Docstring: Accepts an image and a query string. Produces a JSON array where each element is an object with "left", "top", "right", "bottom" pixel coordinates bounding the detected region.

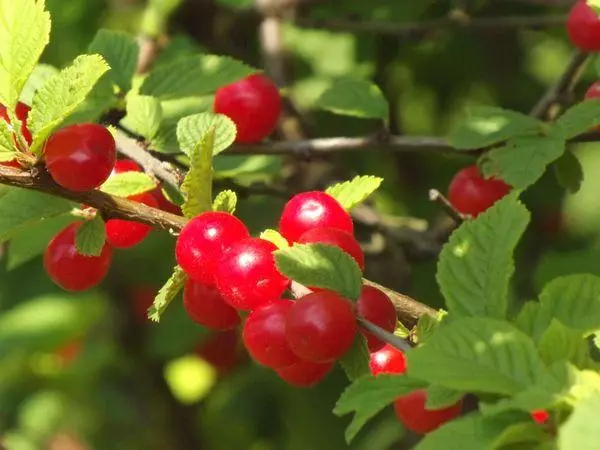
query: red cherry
[
  {"left": 1, "top": 159, "right": 23, "bottom": 169},
  {"left": 279, "top": 191, "right": 353, "bottom": 243},
  {"left": 176, "top": 212, "right": 250, "bottom": 285},
  {"left": 195, "top": 330, "right": 246, "bottom": 376},
  {"left": 215, "top": 238, "right": 289, "bottom": 311},
  {"left": 531, "top": 409, "right": 550, "bottom": 425},
  {"left": 275, "top": 360, "right": 334, "bottom": 388},
  {"left": 298, "top": 227, "right": 364, "bottom": 270},
  {"left": 0, "top": 101, "right": 32, "bottom": 146},
  {"left": 242, "top": 300, "right": 299, "bottom": 369},
  {"left": 113, "top": 159, "right": 142, "bottom": 174},
  {"left": 356, "top": 286, "right": 397, "bottom": 351},
  {"left": 214, "top": 74, "right": 281, "bottom": 144},
  {"left": 44, "top": 223, "right": 113, "bottom": 292},
  {"left": 447, "top": 165, "right": 510, "bottom": 217},
  {"left": 586, "top": 80, "right": 600, "bottom": 100},
  {"left": 183, "top": 279, "right": 241, "bottom": 330},
  {"left": 369, "top": 344, "right": 407, "bottom": 376},
  {"left": 105, "top": 192, "right": 157, "bottom": 248},
  {"left": 394, "top": 390, "right": 463, "bottom": 435},
  {"left": 567, "top": 1, "right": 600, "bottom": 52},
  {"left": 285, "top": 291, "right": 357, "bottom": 362},
  {"left": 44, "top": 123, "right": 116, "bottom": 192},
  {"left": 131, "top": 286, "right": 155, "bottom": 323}
]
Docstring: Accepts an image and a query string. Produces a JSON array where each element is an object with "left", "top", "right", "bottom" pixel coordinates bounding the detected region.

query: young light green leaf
[
  {"left": 140, "top": 54, "right": 256, "bottom": 100},
  {"left": 325, "top": 175, "right": 383, "bottom": 210},
  {"left": 20, "top": 64, "right": 59, "bottom": 105},
  {"left": 28, "top": 54, "right": 110, "bottom": 153},
  {"left": 425, "top": 385, "right": 464, "bottom": 410},
  {"left": 62, "top": 72, "right": 117, "bottom": 126},
  {"left": 0, "top": 120, "right": 17, "bottom": 161},
  {"left": 449, "top": 106, "right": 541, "bottom": 150},
  {"left": 259, "top": 229, "right": 289, "bottom": 249},
  {"left": 481, "top": 135, "right": 566, "bottom": 189},
  {"left": 558, "top": 392, "right": 600, "bottom": 450},
  {"left": 0, "top": 0, "right": 51, "bottom": 109},
  {"left": 180, "top": 127, "right": 215, "bottom": 218},
  {"left": 407, "top": 317, "right": 545, "bottom": 396},
  {"left": 75, "top": 216, "right": 106, "bottom": 257},
  {"left": 100, "top": 172, "right": 157, "bottom": 197},
  {"left": 554, "top": 151, "right": 584, "bottom": 194},
  {"left": 537, "top": 319, "right": 592, "bottom": 368},
  {"left": 274, "top": 243, "right": 362, "bottom": 300},
  {"left": 414, "top": 310, "right": 446, "bottom": 344},
  {"left": 339, "top": 334, "right": 370, "bottom": 381},
  {"left": 148, "top": 266, "right": 187, "bottom": 322},
  {"left": 176, "top": 112, "right": 236, "bottom": 157},
  {"left": 88, "top": 29, "right": 139, "bottom": 93},
  {"left": 334, "top": 374, "right": 427, "bottom": 443},
  {"left": 212, "top": 190, "right": 237, "bottom": 214},
  {"left": 437, "top": 193, "right": 530, "bottom": 319},
  {"left": 121, "top": 95, "right": 163, "bottom": 140},
  {"left": 554, "top": 99, "right": 600, "bottom": 139},
  {"left": 314, "top": 78, "right": 389, "bottom": 120}
]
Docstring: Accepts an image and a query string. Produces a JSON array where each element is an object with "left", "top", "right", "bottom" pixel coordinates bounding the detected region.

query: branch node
[{"left": 429, "top": 189, "right": 468, "bottom": 224}]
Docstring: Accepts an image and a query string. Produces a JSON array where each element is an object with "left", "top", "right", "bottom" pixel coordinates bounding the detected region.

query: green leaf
[
  {"left": 176, "top": 112, "right": 236, "bottom": 157},
  {"left": 425, "top": 385, "right": 464, "bottom": 410},
  {"left": 415, "top": 311, "right": 446, "bottom": 344},
  {"left": 407, "top": 317, "right": 545, "bottom": 396},
  {"left": 0, "top": 120, "right": 17, "bottom": 161},
  {"left": 554, "top": 99, "right": 600, "bottom": 139},
  {"left": 28, "top": 54, "right": 110, "bottom": 153},
  {"left": 554, "top": 151, "right": 584, "bottom": 194},
  {"left": 449, "top": 106, "right": 542, "bottom": 150},
  {"left": 339, "top": 334, "right": 370, "bottom": 381},
  {"left": 537, "top": 319, "right": 592, "bottom": 368},
  {"left": 481, "top": 135, "right": 565, "bottom": 189},
  {"left": 75, "top": 216, "right": 106, "bottom": 257},
  {"left": 325, "top": 175, "right": 383, "bottom": 210},
  {"left": 100, "top": 171, "right": 157, "bottom": 197},
  {"left": 212, "top": 190, "right": 237, "bottom": 214},
  {"left": 558, "top": 392, "right": 600, "bottom": 450},
  {"left": 0, "top": 0, "right": 51, "bottom": 109},
  {"left": 314, "top": 78, "right": 389, "bottom": 120},
  {"left": 88, "top": 29, "right": 139, "bottom": 93},
  {"left": 513, "top": 302, "right": 551, "bottom": 342},
  {"left": 140, "top": 55, "right": 255, "bottom": 100},
  {"left": 62, "top": 72, "right": 116, "bottom": 126},
  {"left": 121, "top": 95, "right": 163, "bottom": 139},
  {"left": 20, "top": 64, "right": 58, "bottom": 105},
  {"left": 259, "top": 229, "right": 289, "bottom": 249},
  {"left": 334, "top": 374, "right": 427, "bottom": 443},
  {"left": 180, "top": 127, "right": 215, "bottom": 218},
  {"left": 274, "top": 243, "right": 362, "bottom": 300},
  {"left": 437, "top": 193, "right": 530, "bottom": 319},
  {"left": 148, "top": 266, "right": 187, "bottom": 322}
]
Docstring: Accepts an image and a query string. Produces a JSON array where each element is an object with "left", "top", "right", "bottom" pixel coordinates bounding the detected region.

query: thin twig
[
  {"left": 358, "top": 318, "right": 413, "bottom": 353},
  {"left": 429, "top": 189, "right": 468, "bottom": 224}
]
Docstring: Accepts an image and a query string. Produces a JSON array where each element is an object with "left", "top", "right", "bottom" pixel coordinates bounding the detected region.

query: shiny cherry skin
[
  {"left": 105, "top": 192, "right": 157, "bottom": 249},
  {"left": 285, "top": 290, "right": 357, "bottom": 362},
  {"left": 113, "top": 158, "right": 142, "bottom": 174},
  {"left": 369, "top": 344, "right": 407, "bottom": 376},
  {"left": 394, "top": 390, "right": 463, "bottom": 435},
  {"left": 447, "top": 165, "right": 510, "bottom": 217},
  {"left": 567, "top": 1, "right": 600, "bottom": 52},
  {"left": 176, "top": 212, "right": 250, "bottom": 285},
  {"left": 356, "top": 285, "right": 397, "bottom": 351},
  {"left": 275, "top": 360, "right": 334, "bottom": 388},
  {"left": 531, "top": 409, "right": 550, "bottom": 425},
  {"left": 195, "top": 330, "right": 246, "bottom": 376},
  {"left": 183, "top": 279, "right": 241, "bottom": 330},
  {"left": 44, "top": 123, "right": 116, "bottom": 192},
  {"left": 214, "top": 74, "right": 281, "bottom": 144},
  {"left": 242, "top": 300, "right": 299, "bottom": 369},
  {"left": 0, "top": 101, "right": 32, "bottom": 146},
  {"left": 298, "top": 227, "right": 364, "bottom": 271},
  {"left": 44, "top": 223, "right": 113, "bottom": 292},
  {"left": 279, "top": 191, "right": 354, "bottom": 243},
  {"left": 215, "top": 238, "right": 289, "bottom": 311}
]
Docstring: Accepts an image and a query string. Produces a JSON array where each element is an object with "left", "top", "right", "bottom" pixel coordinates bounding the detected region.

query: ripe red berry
[
  {"left": 356, "top": 285, "right": 397, "bottom": 351},
  {"left": 44, "top": 223, "right": 113, "bottom": 292},
  {"left": 531, "top": 409, "right": 550, "bottom": 425},
  {"left": 242, "top": 300, "right": 299, "bottom": 369},
  {"left": 105, "top": 192, "right": 157, "bottom": 248},
  {"left": 447, "top": 165, "right": 510, "bottom": 217},
  {"left": 393, "top": 390, "right": 463, "bottom": 435},
  {"left": 195, "top": 330, "right": 246, "bottom": 376},
  {"left": 285, "top": 291, "right": 357, "bottom": 362},
  {"left": 586, "top": 80, "right": 600, "bottom": 100},
  {"left": 215, "top": 238, "right": 289, "bottom": 311},
  {"left": 0, "top": 101, "right": 32, "bottom": 146},
  {"left": 279, "top": 192, "right": 353, "bottom": 243},
  {"left": 275, "top": 360, "right": 334, "bottom": 388},
  {"left": 369, "top": 344, "right": 407, "bottom": 376},
  {"left": 298, "top": 227, "right": 364, "bottom": 270},
  {"left": 214, "top": 74, "right": 281, "bottom": 144},
  {"left": 184, "top": 279, "right": 241, "bottom": 330},
  {"left": 567, "top": 1, "right": 600, "bottom": 52},
  {"left": 44, "top": 123, "right": 116, "bottom": 192},
  {"left": 176, "top": 212, "right": 250, "bottom": 285},
  {"left": 113, "top": 158, "right": 142, "bottom": 174}
]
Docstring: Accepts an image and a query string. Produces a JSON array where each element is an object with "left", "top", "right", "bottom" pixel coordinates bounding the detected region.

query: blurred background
[{"left": 0, "top": 0, "right": 596, "bottom": 448}]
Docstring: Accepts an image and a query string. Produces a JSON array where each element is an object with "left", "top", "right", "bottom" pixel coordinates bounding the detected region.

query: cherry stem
[
  {"left": 428, "top": 189, "right": 468, "bottom": 224},
  {"left": 357, "top": 317, "right": 412, "bottom": 353}
]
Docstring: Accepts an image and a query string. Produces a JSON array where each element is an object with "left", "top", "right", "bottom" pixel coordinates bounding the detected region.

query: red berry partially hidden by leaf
[
  {"left": 567, "top": 1, "right": 600, "bottom": 52},
  {"left": 447, "top": 165, "right": 510, "bottom": 217},
  {"left": 0, "top": 101, "right": 32, "bottom": 146},
  {"left": 356, "top": 286, "right": 397, "bottom": 351},
  {"left": 214, "top": 74, "right": 281, "bottom": 144},
  {"left": 586, "top": 80, "right": 600, "bottom": 100},
  {"left": 298, "top": 227, "right": 364, "bottom": 271},
  {"left": 531, "top": 409, "right": 550, "bottom": 425},
  {"left": 176, "top": 212, "right": 250, "bottom": 285},
  {"left": 184, "top": 279, "right": 241, "bottom": 330},
  {"left": 215, "top": 238, "right": 289, "bottom": 311},
  {"left": 369, "top": 344, "right": 407, "bottom": 376},
  {"left": 113, "top": 158, "right": 142, "bottom": 174},
  {"left": 243, "top": 300, "right": 299, "bottom": 369},
  {"left": 285, "top": 291, "right": 357, "bottom": 362},
  {"left": 394, "top": 390, "right": 463, "bottom": 435},
  {"left": 44, "top": 223, "right": 112, "bottom": 292},
  {"left": 44, "top": 124, "right": 116, "bottom": 192},
  {"left": 105, "top": 192, "right": 157, "bottom": 248},
  {"left": 275, "top": 360, "right": 334, "bottom": 388},
  {"left": 1, "top": 159, "right": 23, "bottom": 169},
  {"left": 279, "top": 191, "right": 353, "bottom": 243}
]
